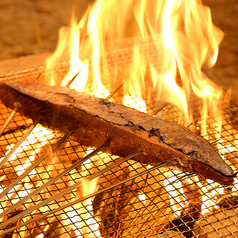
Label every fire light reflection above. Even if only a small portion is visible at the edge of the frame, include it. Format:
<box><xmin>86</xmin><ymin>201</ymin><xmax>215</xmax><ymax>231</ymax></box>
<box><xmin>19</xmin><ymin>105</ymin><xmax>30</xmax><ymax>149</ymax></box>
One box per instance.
<box><xmin>33</xmin><ymin>0</ymin><xmax>238</xmax><ymax>234</ymax></box>
<box><xmin>1</xmin><ymin>0</ymin><xmax>238</xmax><ymax>236</ymax></box>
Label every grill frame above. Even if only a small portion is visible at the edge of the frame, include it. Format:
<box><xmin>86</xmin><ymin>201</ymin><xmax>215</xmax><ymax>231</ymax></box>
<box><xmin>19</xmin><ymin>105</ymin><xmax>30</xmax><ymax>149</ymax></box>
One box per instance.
<box><xmin>0</xmin><ymin>50</ymin><xmax>238</xmax><ymax>238</ymax></box>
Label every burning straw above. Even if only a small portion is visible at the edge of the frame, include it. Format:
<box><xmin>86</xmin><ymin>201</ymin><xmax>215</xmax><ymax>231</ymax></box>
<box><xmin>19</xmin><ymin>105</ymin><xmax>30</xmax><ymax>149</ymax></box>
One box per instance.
<box><xmin>93</xmin><ymin>162</ymin><xmax>175</xmax><ymax>237</ymax></box>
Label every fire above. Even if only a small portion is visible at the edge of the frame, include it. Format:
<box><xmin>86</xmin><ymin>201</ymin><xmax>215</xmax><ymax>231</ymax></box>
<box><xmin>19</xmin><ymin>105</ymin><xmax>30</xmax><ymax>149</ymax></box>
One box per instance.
<box><xmin>60</xmin><ymin>177</ymin><xmax>100</xmax><ymax>238</ymax></box>
<box><xmin>3</xmin><ymin>125</ymin><xmax>53</xmax><ymax>174</ymax></box>
<box><xmin>45</xmin><ymin>0</ymin><xmax>223</xmax><ymax>125</ymax></box>
<box><xmin>43</xmin><ymin>0</ymin><xmax>230</xmax><ymax>221</ymax></box>
<box><xmin>80</xmin><ymin>178</ymin><xmax>100</xmax><ymax>237</ymax></box>
<box><xmin>1</xmin><ymin>0</ymin><xmax>235</xmax><ymax>236</ymax></box>
<box><xmin>163</xmin><ymin>171</ymin><xmax>186</xmax><ymax>218</ymax></box>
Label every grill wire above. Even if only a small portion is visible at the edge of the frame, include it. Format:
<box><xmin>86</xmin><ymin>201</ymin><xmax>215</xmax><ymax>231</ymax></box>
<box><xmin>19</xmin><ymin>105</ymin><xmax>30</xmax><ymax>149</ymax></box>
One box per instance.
<box><xmin>0</xmin><ymin>45</ymin><xmax>238</xmax><ymax>237</ymax></box>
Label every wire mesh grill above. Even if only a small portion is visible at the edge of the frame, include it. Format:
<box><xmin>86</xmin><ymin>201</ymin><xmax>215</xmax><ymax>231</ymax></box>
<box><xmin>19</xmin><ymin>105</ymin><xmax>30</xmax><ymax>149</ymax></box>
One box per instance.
<box><xmin>0</xmin><ymin>46</ymin><xmax>238</xmax><ymax>237</ymax></box>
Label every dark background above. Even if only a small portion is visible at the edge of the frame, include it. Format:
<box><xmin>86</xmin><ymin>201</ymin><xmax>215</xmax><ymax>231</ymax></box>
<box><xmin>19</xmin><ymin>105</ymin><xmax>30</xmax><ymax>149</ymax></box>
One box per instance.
<box><xmin>0</xmin><ymin>0</ymin><xmax>237</xmax><ymax>96</ymax></box>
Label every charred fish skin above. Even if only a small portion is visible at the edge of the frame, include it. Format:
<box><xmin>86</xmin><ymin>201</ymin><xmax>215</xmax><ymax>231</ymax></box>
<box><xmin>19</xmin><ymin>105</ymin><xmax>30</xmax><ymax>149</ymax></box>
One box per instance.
<box><xmin>0</xmin><ymin>81</ymin><xmax>235</xmax><ymax>185</ymax></box>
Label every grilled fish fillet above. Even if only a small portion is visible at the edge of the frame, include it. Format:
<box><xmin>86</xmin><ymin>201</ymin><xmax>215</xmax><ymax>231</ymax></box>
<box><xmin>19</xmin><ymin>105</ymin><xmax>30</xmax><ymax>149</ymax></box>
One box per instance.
<box><xmin>0</xmin><ymin>81</ymin><xmax>235</xmax><ymax>185</ymax></box>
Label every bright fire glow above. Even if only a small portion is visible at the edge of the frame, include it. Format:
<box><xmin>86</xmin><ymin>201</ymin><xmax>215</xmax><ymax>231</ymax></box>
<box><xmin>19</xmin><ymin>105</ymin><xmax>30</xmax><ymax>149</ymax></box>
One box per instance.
<box><xmin>80</xmin><ymin>178</ymin><xmax>100</xmax><ymax>237</ymax></box>
<box><xmin>138</xmin><ymin>191</ymin><xmax>146</xmax><ymax>204</ymax></box>
<box><xmin>45</xmin><ymin>0</ymin><xmax>224</xmax><ymax>126</ymax></box>
<box><xmin>2</xmin><ymin>0</ymin><xmax>235</xmax><ymax>235</ymax></box>
<box><xmin>163</xmin><ymin>171</ymin><xmax>187</xmax><ymax>218</ymax></box>
<box><xmin>3</xmin><ymin>125</ymin><xmax>53</xmax><ymax>175</ymax></box>
<box><xmin>43</xmin><ymin>0</ymin><xmax>229</xmax><ymax>220</ymax></box>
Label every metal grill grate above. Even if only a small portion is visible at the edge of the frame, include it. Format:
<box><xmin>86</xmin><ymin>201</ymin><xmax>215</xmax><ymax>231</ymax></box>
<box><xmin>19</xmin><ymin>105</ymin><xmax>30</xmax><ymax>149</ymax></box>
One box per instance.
<box><xmin>0</xmin><ymin>46</ymin><xmax>238</xmax><ymax>237</ymax></box>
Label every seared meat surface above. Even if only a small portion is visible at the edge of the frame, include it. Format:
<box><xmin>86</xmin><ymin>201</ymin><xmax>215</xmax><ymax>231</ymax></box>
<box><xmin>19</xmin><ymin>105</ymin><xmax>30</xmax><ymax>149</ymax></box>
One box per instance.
<box><xmin>0</xmin><ymin>82</ymin><xmax>235</xmax><ymax>185</ymax></box>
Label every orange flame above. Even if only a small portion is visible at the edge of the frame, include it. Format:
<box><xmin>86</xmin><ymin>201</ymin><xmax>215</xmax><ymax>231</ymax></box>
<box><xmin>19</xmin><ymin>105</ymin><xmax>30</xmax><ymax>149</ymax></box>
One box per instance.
<box><xmin>80</xmin><ymin>178</ymin><xmax>100</xmax><ymax>237</ymax></box>
<box><xmin>44</xmin><ymin>0</ymin><xmax>228</xmax><ymax>219</ymax></box>
<box><xmin>45</xmin><ymin>0</ymin><xmax>223</xmax><ymax>124</ymax></box>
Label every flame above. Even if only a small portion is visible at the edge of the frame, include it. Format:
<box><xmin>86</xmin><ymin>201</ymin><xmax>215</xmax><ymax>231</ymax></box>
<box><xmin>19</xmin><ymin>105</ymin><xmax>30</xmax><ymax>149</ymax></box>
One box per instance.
<box><xmin>43</xmin><ymin>0</ymin><xmax>230</xmax><ymax>222</ymax></box>
<box><xmin>3</xmin><ymin>125</ymin><xmax>53</xmax><ymax>175</ymax></box>
<box><xmin>45</xmin><ymin>0</ymin><xmax>224</xmax><ymax>126</ymax></box>
<box><xmin>0</xmin><ymin>1</ymin><xmax>232</xmax><ymax>235</ymax></box>
<box><xmin>163</xmin><ymin>170</ymin><xmax>187</xmax><ymax>218</ymax></box>
<box><xmin>80</xmin><ymin>178</ymin><xmax>100</xmax><ymax>237</ymax></box>
<box><xmin>0</xmin><ymin>0</ymin><xmax>232</xmax><ymax>234</ymax></box>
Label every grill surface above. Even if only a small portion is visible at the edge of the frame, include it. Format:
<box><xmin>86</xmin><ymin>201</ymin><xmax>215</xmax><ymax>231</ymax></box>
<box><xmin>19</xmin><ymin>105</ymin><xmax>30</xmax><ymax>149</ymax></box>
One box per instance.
<box><xmin>0</xmin><ymin>42</ymin><xmax>238</xmax><ymax>238</ymax></box>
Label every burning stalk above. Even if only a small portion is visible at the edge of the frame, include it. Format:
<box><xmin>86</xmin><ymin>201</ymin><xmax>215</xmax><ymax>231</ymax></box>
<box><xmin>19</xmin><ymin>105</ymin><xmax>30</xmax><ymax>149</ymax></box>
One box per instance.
<box><xmin>1</xmin><ymin>124</ymin><xmax>32</xmax><ymax>136</ymax></box>
<box><xmin>105</xmin><ymin>83</ymin><xmax>124</xmax><ymax>100</ymax></box>
<box><xmin>0</xmin><ymin>0</ymin><xmax>237</xmax><ymax>236</ymax></box>
<box><xmin>0</xmin><ymin>116</ymin><xmax>42</xmax><ymax>169</ymax></box>
<box><xmin>0</xmin><ymin>130</ymin><xmax>73</xmax><ymax>201</ymax></box>
<box><xmin>152</xmin><ymin>103</ymin><xmax>168</xmax><ymax>116</ymax></box>
<box><xmin>0</xmin><ymin>142</ymin><xmax>109</xmax><ymax>222</ymax></box>
<box><xmin>0</xmin><ymin>102</ymin><xmax>21</xmax><ymax>137</ymax></box>
<box><xmin>65</xmin><ymin>71</ymin><xmax>80</xmax><ymax>88</ymax></box>
<box><xmin>0</xmin><ymin>149</ymin><xmax>142</xmax><ymax>236</ymax></box>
